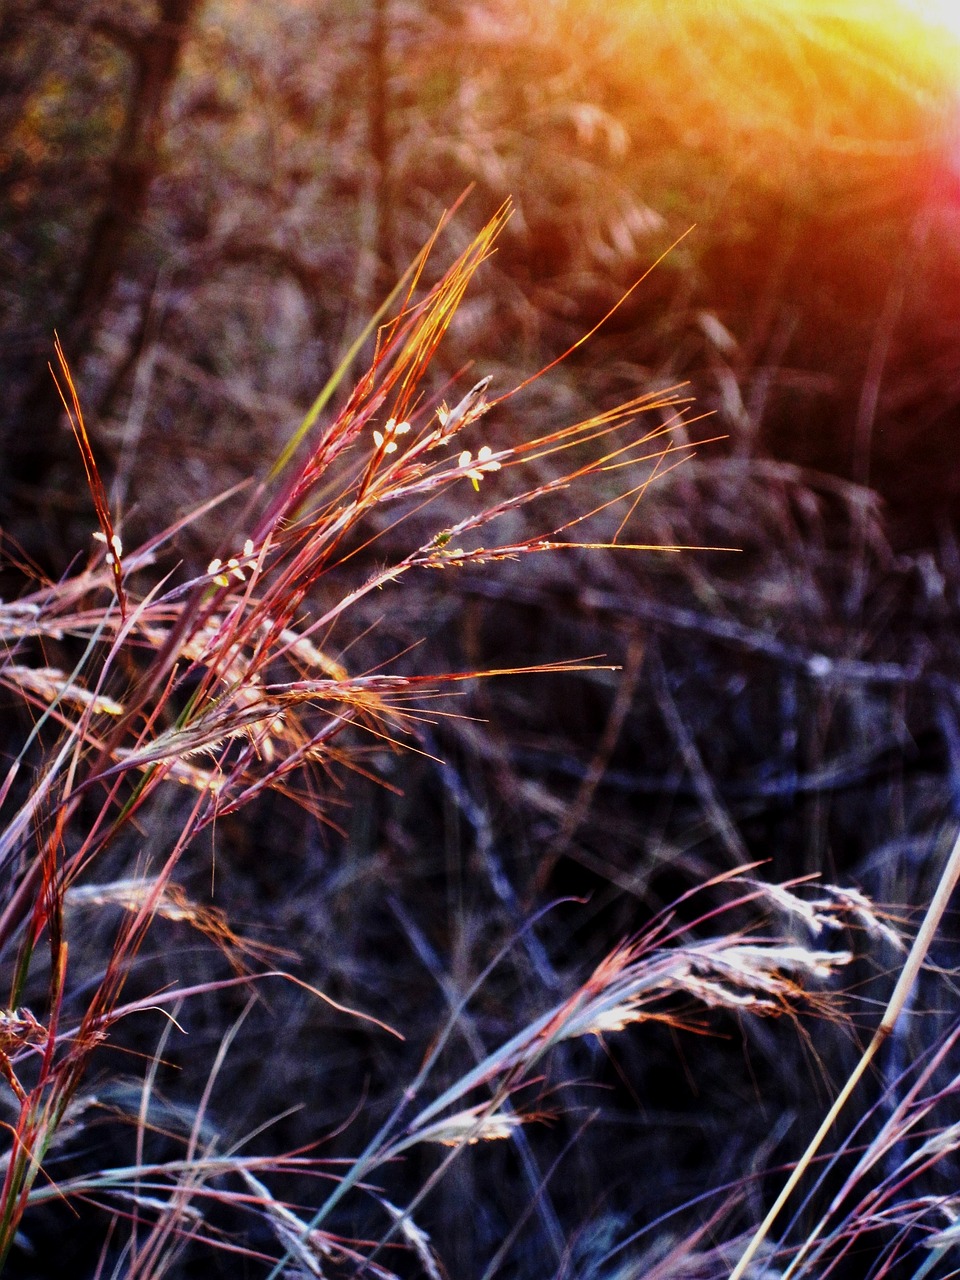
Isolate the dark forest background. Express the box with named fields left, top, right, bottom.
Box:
left=4, top=2, right=960, bottom=1277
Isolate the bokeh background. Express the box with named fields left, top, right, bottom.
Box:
left=5, top=1, right=960, bottom=1276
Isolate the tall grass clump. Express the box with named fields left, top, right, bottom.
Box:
left=0, top=207, right=910, bottom=1278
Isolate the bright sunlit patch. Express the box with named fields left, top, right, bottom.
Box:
left=884, top=1, right=960, bottom=79
left=725, top=0, right=960, bottom=77
left=900, top=0, right=960, bottom=41
left=757, top=0, right=960, bottom=39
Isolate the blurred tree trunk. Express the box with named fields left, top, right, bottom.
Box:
left=2, top=0, right=201, bottom=513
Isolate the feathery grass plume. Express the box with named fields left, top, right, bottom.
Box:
left=0, top=205, right=710, bottom=1270
left=243, top=873, right=862, bottom=1279
left=64, top=878, right=293, bottom=975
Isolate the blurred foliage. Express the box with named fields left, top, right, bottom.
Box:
left=3, top=0, right=960, bottom=540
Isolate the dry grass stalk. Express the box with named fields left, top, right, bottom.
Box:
left=0, top=207, right=706, bottom=1269
left=731, top=824, right=960, bottom=1280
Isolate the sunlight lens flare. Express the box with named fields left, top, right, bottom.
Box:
left=901, top=0, right=960, bottom=44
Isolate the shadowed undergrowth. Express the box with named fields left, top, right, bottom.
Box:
left=2, top=207, right=960, bottom=1280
